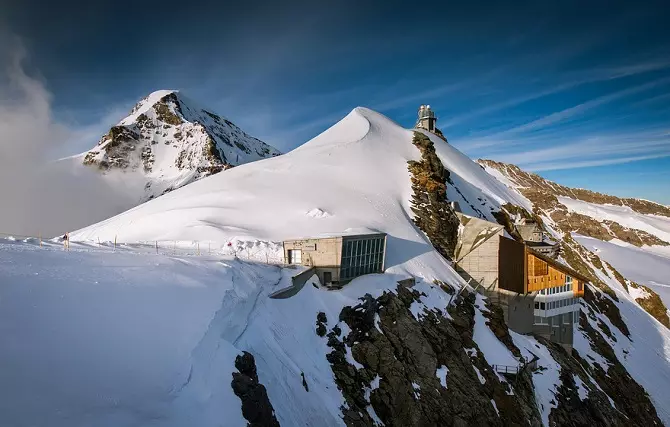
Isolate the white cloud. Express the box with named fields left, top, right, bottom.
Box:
left=0, top=39, right=134, bottom=237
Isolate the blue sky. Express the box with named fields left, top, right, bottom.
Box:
left=2, top=0, right=669, bottom=203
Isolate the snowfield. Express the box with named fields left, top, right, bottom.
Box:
left=575, top=235, right=670, bottom=310
left=0, top=235, right=474, bottom=426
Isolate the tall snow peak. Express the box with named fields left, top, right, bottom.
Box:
left=81, top=90, right=281, bottom=200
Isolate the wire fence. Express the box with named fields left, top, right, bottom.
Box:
left=0, top=231, right=288, bottom=266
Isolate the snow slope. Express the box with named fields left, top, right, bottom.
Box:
left=0, top=235, right=468, bottom=426
left=560, top=196, right=670, bottom=244
left=71, top=108, right=528, bottom=247
left=575, top=235, right=670, bottom=309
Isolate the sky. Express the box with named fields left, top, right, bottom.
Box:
left=1, top=0, right=669, bottom=204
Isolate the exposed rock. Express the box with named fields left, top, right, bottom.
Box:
left=326, top=285, right=542, bottom=426
left=571, top=317, right=663, bottom=425
left=544, top=334, right=659, bottom=426
left=231, top=351, right=280, bottom=427
left=630, top=282, right=670, bottom=328
left=408, top=131, right=460, bottom=259
left=316, top=311, right=328, bottom=337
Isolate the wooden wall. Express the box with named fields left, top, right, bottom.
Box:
left=498, top=236, right=526, bottom=294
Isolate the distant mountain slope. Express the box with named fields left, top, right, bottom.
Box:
left=479, top=159, right=670, bottom=247
left=79, top=90, right=280, bottom=201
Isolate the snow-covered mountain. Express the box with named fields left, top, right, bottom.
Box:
left=3, top=107, right=670, bottom=426
left=78, top=90, right=280, bottom=200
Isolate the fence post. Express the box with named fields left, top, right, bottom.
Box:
left=114, top=235, right=117, bottom=251
left=39, top=232, right=42, bottom=248
left=156, top=241, right=158, bottom=254
left=97, top=237, right=101, bottom=247
left=197, top=242, right=200, bottom=256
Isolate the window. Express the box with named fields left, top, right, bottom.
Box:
left=540, top=302, right=545, bottom=310
left=341, top=237, right=385, bottom=280
left=534, top=302, right=539, bottom=309
left=288, top=249, right=302, bottom=264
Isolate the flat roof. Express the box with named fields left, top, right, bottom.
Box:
left=284, top=231, right=386, bottom=242
left=526, top=241, right=556, bottom=247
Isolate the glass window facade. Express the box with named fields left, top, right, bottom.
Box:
left=340, top=236, right=385, bottom=281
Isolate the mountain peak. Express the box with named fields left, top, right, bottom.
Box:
left=121, top=89, right=180, bottom=126
left=81, top=90, right=280, bottom=201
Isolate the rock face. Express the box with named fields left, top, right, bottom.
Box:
left=408, top=131, right=460, bottom=259
left=231, top=351, right=280, bottom=427
left=324, top=285, right=542, bottom=426
left=82, top=90, right=280, bottom=200
left=319, top=283, right=663, bottom=426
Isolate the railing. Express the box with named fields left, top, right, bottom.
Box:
left=0, top=232, right=288, bottom=265
left=491, top=364, right=520, bottom=375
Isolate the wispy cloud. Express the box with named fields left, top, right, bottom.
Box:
left=477, top=127, right=670, bottom=172
left=494, top=77, right=670, bottom=136
left=442, top=57, right=670, bottom=129
left=0, top=37, right=135, bottom=236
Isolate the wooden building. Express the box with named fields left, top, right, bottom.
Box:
left=455, top=213, right=588, bottom=349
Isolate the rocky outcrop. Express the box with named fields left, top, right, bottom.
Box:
left=408, top=131, right=460, bottom=259
left=544, top=333, right=662, bottom=426
left=630, top=282, right=670, bottom=328
left=319, top=281, right=661, bottom=426
left=479, top=159, right=670, bottom=219
left=323, top=285, right=542, bottom=426
left=231, top=351, right=280, bottom=427
left=569, top=315, right=663, bottom=426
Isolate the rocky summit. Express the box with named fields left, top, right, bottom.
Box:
left=82, top=90, right=280, bottom=200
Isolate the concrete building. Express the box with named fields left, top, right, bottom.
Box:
left=455, top=213, right=587, bottom=349
left=282, top=232, right=387, bottom=286
left=517, top=221, right=543, bottom=242
left=515, top=220, right=560, bottom=258
left=416, top=105, right=437, bottom=133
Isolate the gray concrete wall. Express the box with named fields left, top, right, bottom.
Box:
left=269, top=267, right=317, bottom=299
left=458, top=235, right=500, bottom=288
left=487, top=290, right=536, bottom=335
left=454, top=213, right=504, bottom=289
left=533, top=313, right=574, bottom=349
left=283, top=237, right=342, bottom=282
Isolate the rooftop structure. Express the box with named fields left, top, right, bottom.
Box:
left=415, top=105, right=437, bottom=133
